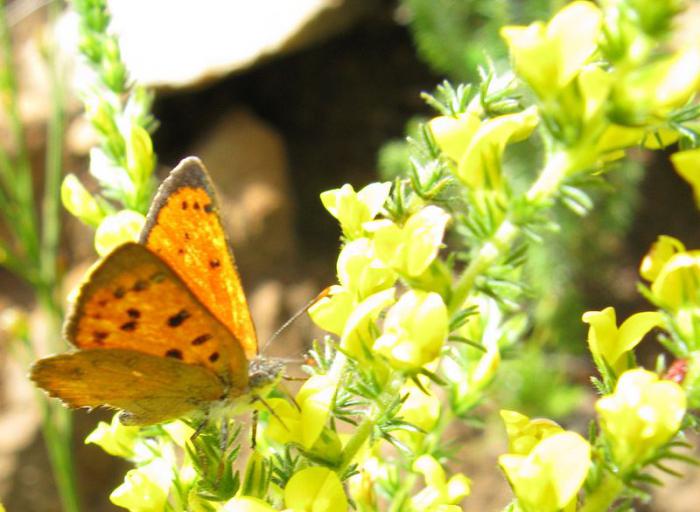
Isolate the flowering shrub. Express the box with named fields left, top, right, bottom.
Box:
left=13, top=0, right=700, bottom=510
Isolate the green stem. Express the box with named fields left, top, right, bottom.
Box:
left=580, top=472, right=624, bottom=512
left=0, top=0, right=40, bottom=268
left=448, top=151, right=572, bottom=314
left=337, top=372, right=404, bottom=475
left=37, top=288, right=81, bottom=512
left=41, top=398, right=80, bottom=512
left=40, top=0, right=65, bottom=293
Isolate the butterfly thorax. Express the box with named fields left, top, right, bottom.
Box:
left=207, top=357, right=284, bottom=421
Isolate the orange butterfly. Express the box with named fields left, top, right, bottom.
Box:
left=31, top=157, right=282, bottom=425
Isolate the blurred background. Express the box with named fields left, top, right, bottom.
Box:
left=0, top=0, right=699, bottom=510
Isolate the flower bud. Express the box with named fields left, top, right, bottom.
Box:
left=61, top=174, right=106, bottom=227
left=123, top=121, right=155, bottom=187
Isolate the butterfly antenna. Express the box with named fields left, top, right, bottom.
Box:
left=261, top=286, right=331, bottom=354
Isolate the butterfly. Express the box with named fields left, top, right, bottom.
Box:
left=31, top=157, right=283, bottom=425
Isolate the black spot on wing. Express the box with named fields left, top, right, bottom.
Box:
left=120, top=321, right=137, bottom=331
left=93, top=331, right=109, bottom=344
left=165, top=349, right=183, bottom=359
left=133, top=279, right=148, bottom=292
left=113, top=287, right=126, bottom=299
left=167, top=309, right=190, bottom=327
left=209, top=259, right=220, bottom=269
left=208, top=352, right=220, bottom=363
left=191, top=334, right=212, bottom=346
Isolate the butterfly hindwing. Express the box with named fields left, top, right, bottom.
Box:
left=30, top=349, right=224, bottom=425
left=140, top=157, right=258, bottom=360
left=64, top=242, right=248, bottom=392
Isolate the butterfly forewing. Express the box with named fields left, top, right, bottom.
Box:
left=64, top=243, right=248, bottom=392
left=140, top=157, right=258, bottom=359
left=31, top=349, right=224, bottom=425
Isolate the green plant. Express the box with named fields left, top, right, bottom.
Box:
left=0, top=0, right=77, bottom=509
left=0, top=0, right=158, bottom=509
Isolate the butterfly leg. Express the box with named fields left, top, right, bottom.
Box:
left=190, top=416, right=210, bottom=442
left=252, top=394, right=289, bottom=431
left=251, top=409, right=259, bottom=449
left=276, top=381, right=301, bottom=411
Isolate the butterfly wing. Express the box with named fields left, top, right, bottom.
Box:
left=31, top=349, right=224, bottom=425
left=139, top=157, right=258, bottom=360
left=63, top=242, right=248, bottom=392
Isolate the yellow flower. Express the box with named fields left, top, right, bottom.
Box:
left=371, top=206, right=450, bottom=277
left=456, top=108, right=539, bottom=190
left=411, top=455, right=471, bottom=510
left=582, top=307, right=662, bottom=374
left=640, top=235, right=685, bottom=282
left=265, top=375, right=341, bottom=463
left=307, top=285, right=354, bottom=336
left=611, top=46, right=700, bottom=124
left=85, top=413, right=142, bottom=460
left=671, top=148, right=700, bottom=209
left=430, top=109, right=538, bottom=190
left=501, top=2, right=602, bottom=99
left=596, top=368, right=686, bottom=471
left=284, top=467, right=348, bottom=512
left=374, top=290, right=448, bottom=370
left=340, top=287, right=396, bottom=360
left=650, top=250, right=700, bottom=311
left=308, top=238, right=395, bottom=336
left=110, top=459, right=172, bottom=512
left=499, top=431, right=590, bottom=512
left=94, top=210, right=146, bottom=256
left=428, top=113, right=481, bottom=162
left=321, top=182, right=391, bottom=239
left=337, top=238, right=396, bottom=298
left=500, top=410, right=563, bottom=456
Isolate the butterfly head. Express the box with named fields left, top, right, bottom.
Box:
left=248, top=356, right=285, bottom=397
